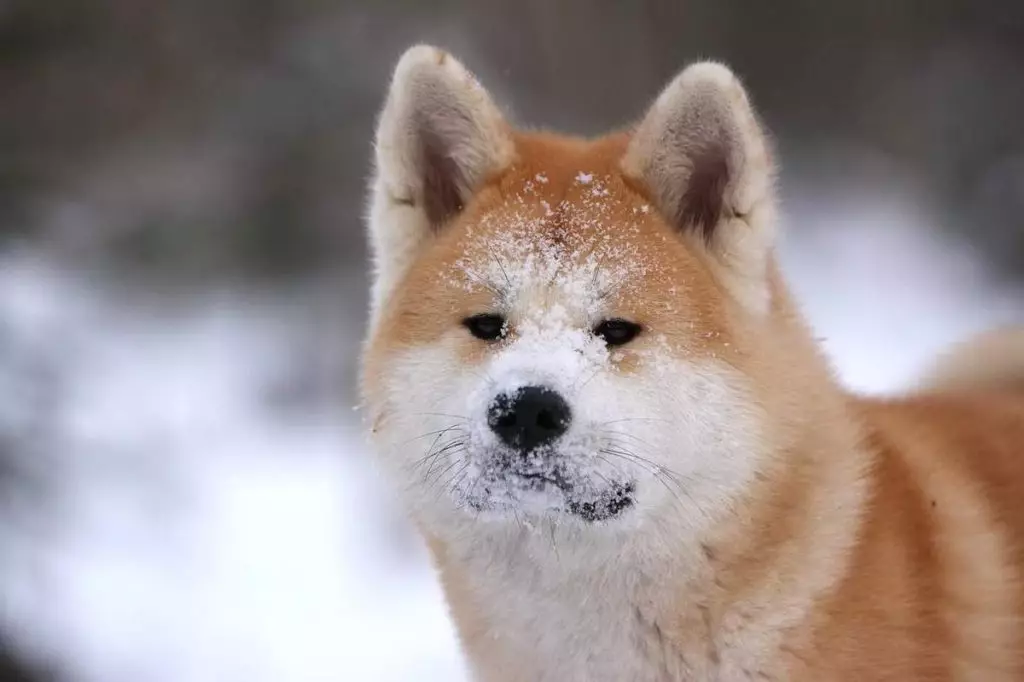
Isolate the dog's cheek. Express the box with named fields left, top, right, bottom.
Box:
left=375, top=345, right=469, bottom=458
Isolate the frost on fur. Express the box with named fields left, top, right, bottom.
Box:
left=368, top=45, right=514, bottom=321
left=444, top=173, right=656, bottom=318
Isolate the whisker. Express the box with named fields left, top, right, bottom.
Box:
left=398, top=424, right=466, bottom=448
left=410, top=411, right=470, bottom=421
left=425, top=452, right=467, bottom=494
left=587, top=462, right=616, bottom=489
left=600, top=444, right=687, bottom=485
left=463, top=270, right=505, bottom=298
left=423, top=439, right=466, bottom=480
left=407, top=435, right=462, bottom=481
left=503, top=478, right=525, bottom=533
left=420, top=428, right=458, bottom=478
left=600, top=417, right=672, bottom=426
left=487, top=245, right=513, bottom=289
left=598, top=448, right=691, bottom=511
left=447, top=465, right=471, bottom=496
left=434, top=460, right=470, bottom=503
left=596, top=434, right=688, bottom=482
left=597, top=428, right=656, bottom=451
left=407, top=440, right=453, bottom=474
left=457, top=466, right=485, bottom=512
left=593, top=453, right=630, bottom=482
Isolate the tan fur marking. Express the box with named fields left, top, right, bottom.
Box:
left=362, top=45, right=1024, bottom=682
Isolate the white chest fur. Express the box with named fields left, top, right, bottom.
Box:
left=445, top=526, right=775, bottom=682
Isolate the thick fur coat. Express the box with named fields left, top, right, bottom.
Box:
left=360, top=45, right=1024, bottom=681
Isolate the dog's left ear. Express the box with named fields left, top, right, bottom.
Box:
left=622, top=62, right=776, bottom=312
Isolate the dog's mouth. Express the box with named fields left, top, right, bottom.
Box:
left=463, top=461, right=636, bottom=522
left=516, top=469, right=567, bottom=489
left=565, top=479, right=636, bottom=521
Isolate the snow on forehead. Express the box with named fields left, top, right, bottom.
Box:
left=448, top=172, right=657, bottom=311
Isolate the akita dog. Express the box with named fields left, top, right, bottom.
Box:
left=360, top=45, right=1024, bottom=681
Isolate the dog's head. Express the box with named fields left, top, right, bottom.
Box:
left=361, top=46, right=804, bottom=538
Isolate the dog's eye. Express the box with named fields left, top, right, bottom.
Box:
left=463, top=313, right=506, bottom=341
left=594, top=319, right=642, bottom=346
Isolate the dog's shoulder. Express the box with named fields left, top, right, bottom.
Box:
left=799, top=390, right=1024, bottom=680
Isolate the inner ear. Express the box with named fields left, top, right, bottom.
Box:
left=679, top=142, right=731, bottom=242
left=622, top=61, right=772, bottom=247
left=373, top=45, right=514, bottom=235
left=420, top=127, right=467, bottom=226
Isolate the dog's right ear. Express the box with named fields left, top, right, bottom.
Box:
left=368, top=45, right=514, bottom=310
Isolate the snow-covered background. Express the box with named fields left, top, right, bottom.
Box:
left=0, top=252, right=469, bottom=682
left=1, top=185, right=1021, bottom=682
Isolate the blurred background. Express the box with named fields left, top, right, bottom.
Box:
left=1, top=1, right=1023, bottom=680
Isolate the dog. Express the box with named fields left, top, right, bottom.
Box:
left=359, top=44, right=1024, bottom=681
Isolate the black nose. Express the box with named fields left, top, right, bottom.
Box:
left=488, top=386, right=571, bottom=453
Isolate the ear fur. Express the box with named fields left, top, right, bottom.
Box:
left=622, top=62, right=777, bottom=312
left=368, top=45, right=514, bottom=318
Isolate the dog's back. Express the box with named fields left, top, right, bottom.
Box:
left=796, top=329, right=1024, bottom=680
left=922, top=327, right=1024, bottom=394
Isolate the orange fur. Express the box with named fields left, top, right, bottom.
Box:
left=361, top=46, right=1024, bottom=681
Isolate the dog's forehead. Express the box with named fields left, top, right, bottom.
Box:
left=446, top=169, right=666, bottom=316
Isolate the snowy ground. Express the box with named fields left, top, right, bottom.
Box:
left=1, top=191, right=1022, bottom=682
left=0, top=259, right=468, bottom=682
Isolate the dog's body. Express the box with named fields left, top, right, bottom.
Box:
left=360, top=45, right=1024, bottom=680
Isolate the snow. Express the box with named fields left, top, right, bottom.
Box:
left=780, top=190, right=1024, bottom=394
left=0, top=254, right=468, bottom=682
left=0, top=186, right=1021, bottom=681
left=451, top=174, right=654, bottom=316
